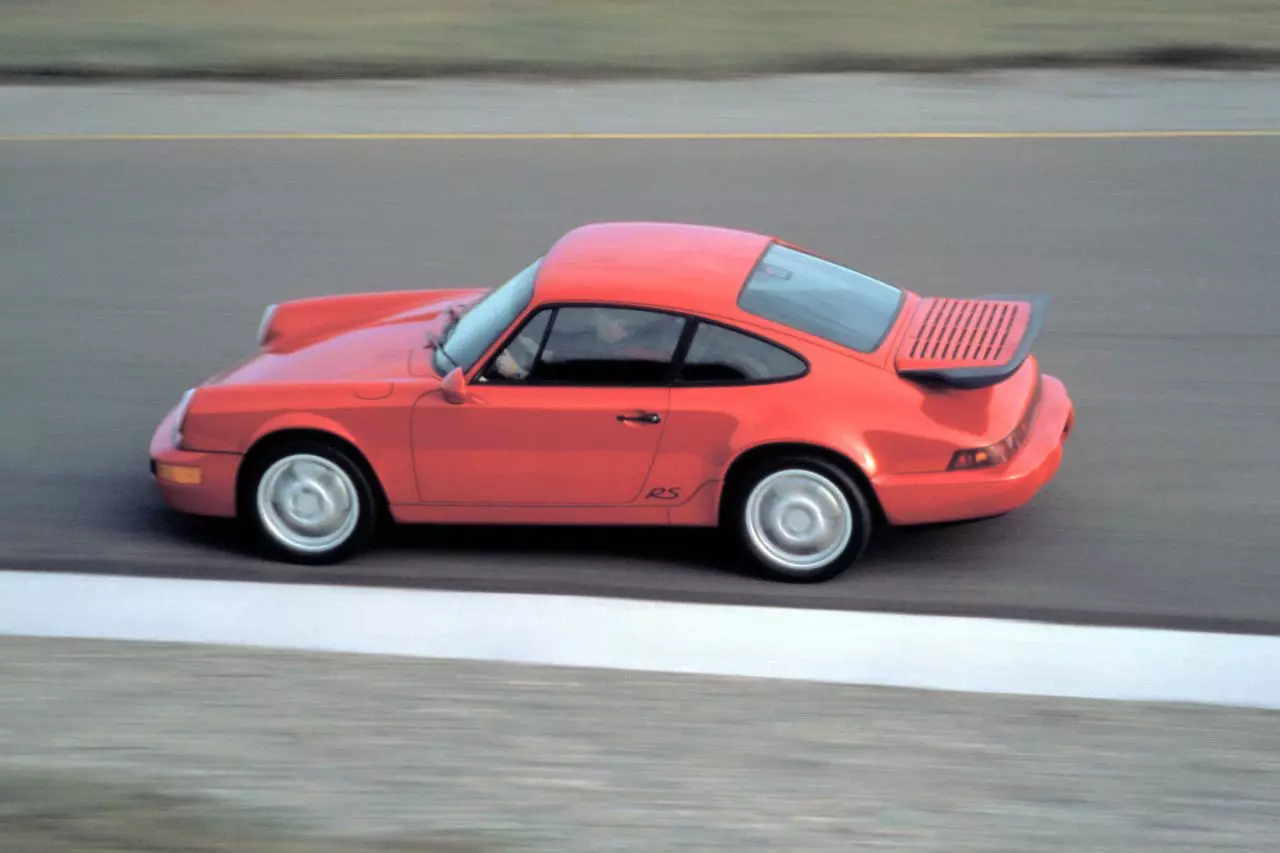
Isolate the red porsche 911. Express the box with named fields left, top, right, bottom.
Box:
left=150, top=221, right=1074, bottom=582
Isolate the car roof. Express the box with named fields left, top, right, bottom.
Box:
left=533, top=221, right=775, bottom=317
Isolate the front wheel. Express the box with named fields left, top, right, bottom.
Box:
left=241, top=439, right=377, bottom=564
left=726, top=456, right=873, bottom=583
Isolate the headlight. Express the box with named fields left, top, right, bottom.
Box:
left=171, top=388, right=196, bottom=448
left=257, top=303, right=277, bottom=346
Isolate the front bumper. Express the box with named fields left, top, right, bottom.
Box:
left=148, top=404, right=242, bottom=518
left=873, top=374, right=1075, bottom=526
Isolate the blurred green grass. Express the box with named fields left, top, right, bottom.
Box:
left=0, top=768, right=492, bottom=853
left=2, top=0, right=1280, bottom=79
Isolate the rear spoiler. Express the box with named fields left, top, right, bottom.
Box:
left=893, top=293, right=1049, bottom=390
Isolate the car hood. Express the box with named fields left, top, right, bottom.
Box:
left=203, top=288, right=480, bottom=386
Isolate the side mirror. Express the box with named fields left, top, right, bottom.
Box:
left=441, top=367, right=469, bottom=404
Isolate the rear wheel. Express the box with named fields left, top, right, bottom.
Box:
left=726, top=455, right=873, bottom=583
left=240, top=439, right=377, bottom=564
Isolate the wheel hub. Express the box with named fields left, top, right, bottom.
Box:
left=781, top=504, right=818, bottom=538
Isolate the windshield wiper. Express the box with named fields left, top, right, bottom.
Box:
left=426, top=304, right=462, bottom=349
left=436, top=343, right=459, bottom=371
left=429, top=311, right=462, bottom=373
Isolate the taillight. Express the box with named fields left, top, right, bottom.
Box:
left=949, top=442, right=1011, bottom=470
left=947, top=379, right=1040, bottom=471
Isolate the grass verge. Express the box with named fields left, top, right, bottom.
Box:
left=2, top=0, right=1280, bottom=81
left=0, top=768, right=494, bottom=853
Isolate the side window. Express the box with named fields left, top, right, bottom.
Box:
left=481, top=309, right=552, bottom=382
left=532, top=306, right=686, bottom=386
left=678, top=322, right=806, bottom=384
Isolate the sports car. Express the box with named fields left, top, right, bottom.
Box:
left=150, top=221, right=1074, bottom=582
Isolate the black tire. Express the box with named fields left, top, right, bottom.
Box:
left=724, top=454, right=874, bottom=583
left=238, top=438, right=378, bottom=565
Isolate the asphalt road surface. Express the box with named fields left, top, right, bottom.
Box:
left=3, top=136, right=1278, bottom=632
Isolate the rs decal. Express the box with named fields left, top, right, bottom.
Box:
left=645, top=487, right=682, bottom=501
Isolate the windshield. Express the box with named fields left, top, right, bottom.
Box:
left=433, top=259, right=542, bottom=376
left=738, top=244, right=904, bottom=353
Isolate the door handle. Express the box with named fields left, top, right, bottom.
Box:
left=617, top=412, right=662, bottom=424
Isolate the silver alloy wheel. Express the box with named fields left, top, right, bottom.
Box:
left=743, top=468, right=854, bottom=572
left=255, top=453, right=360, bottom=554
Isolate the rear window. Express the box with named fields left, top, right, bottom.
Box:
left=738, top=244, right=904, bottom=353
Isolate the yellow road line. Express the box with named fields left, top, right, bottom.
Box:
left=2, top=129, right=1280, bottom=142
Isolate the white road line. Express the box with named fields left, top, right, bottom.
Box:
left=3, top=570, right=1278, bottom=710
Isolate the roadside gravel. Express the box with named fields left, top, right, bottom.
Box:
left=6, top=71, right=1280, bottom=137
left=2, top=636, right=1278, bottom=850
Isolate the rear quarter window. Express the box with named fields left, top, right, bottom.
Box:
left=738, top=244, right=904, bottom=353
left=678, top=322, right=806, bottom=384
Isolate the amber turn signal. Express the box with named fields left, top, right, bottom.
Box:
left=156, top=463, right=203, bottom=485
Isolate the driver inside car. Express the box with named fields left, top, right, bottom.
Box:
left=491, top=308, right=666, bottom=380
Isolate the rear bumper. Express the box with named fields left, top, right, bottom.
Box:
left=873, top=374, right=1074, bottom=526
left=148, top=404, right=241, bottom=518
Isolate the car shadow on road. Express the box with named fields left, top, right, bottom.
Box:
left=143, top=508, right=1007, bottom=584
left=118, top=472, right=1017, bottom=586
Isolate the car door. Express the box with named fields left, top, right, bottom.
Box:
left=411, top=304, right=688, bottom=506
